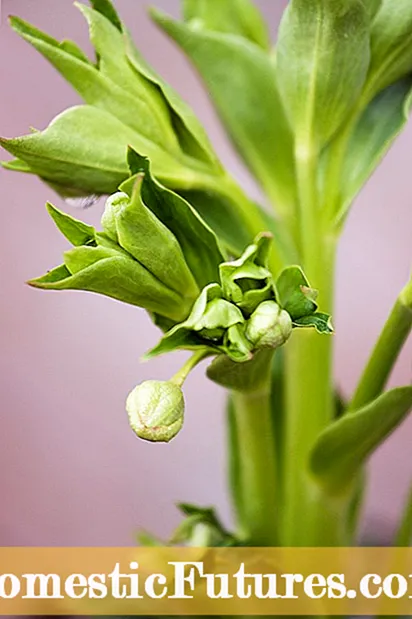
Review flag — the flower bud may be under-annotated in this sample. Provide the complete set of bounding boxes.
[246,301,292,349]
[101,192,129,242]
[126,380,184,443]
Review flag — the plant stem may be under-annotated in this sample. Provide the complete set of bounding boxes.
[231,385,278,546]
[171,349,211,387]
[395,485,412,546]
[349,279,412,411]
[282,142,339,546]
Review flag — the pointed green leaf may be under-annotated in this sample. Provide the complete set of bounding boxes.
[336,77,412,226]
[366,0,412,99]
[310,387,412,495]
[101,182,199,301]
[29,248,189,322]
[293,312,334,334]
[1,158,32,173]
[183,0,270,50]
[1,106,131,196]
[276,0,370,149]
[76,3,179,150]
[276,265,318,320]
[125,32,221,169]
[89,0,122,32]
[9,15,168,147]
[46,202,95,247]
[125,153,224,290]
[152,9,296,215]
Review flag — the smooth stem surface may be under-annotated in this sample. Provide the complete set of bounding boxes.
[232,387,278,546]
[395,485,412,546]
[349,283,412,411]
[282,142,339,545]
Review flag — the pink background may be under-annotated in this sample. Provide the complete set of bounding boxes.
[0,0,411,545]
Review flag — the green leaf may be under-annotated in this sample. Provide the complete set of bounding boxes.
[76,3,179,150]
[366,0,412,99]
[29,246,190,322]
[124,32,221,169]
[146,283,252,361]
[178,188,253,256]
[89,0,122,32]
[125,153,224,290]
[337,76,412,225]
[152,9,296,215]
[276,265,318,320]
[206,348,273,392]
[101,181,199,300]
[9,14,171,148]
[183,0,270,50]
[1,106,131,196]
[276,0,370,149]
[137,531,163,547]
[395,486,412,546]
[172,503,236,546]
[46,202,96,247]
[310,387,412,495]
[293,312,334,334]
[367,0,382,20]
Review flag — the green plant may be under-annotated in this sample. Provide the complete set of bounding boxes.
[2,0,411,550]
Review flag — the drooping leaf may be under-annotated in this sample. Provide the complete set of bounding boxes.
[124,152,223,290]
[293,312,334,334]
[276,266,318,320]
[152,9,296,216]
[336,76,412,226]
[0,106,132,196]
[310,387,412,495]
[183,0,270,50]
[46,202,96,247]
[366,0,412,99]
[276,0,370,149]
[28,246,190,322]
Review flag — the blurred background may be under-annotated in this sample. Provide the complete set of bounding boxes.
[0,0,411,546]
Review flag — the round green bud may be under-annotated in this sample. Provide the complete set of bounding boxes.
[126,380,184,443]
[246,301,292,349]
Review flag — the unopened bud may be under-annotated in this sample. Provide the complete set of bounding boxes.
[101,192,129,242]
[246,301,292,349]
[126,380,184,443]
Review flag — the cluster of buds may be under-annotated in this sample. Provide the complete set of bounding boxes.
[26,149,332,444]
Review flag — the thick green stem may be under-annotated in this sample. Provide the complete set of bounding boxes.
[231,385,278,546]
[349,280,412,411]
[281,143,339,546]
